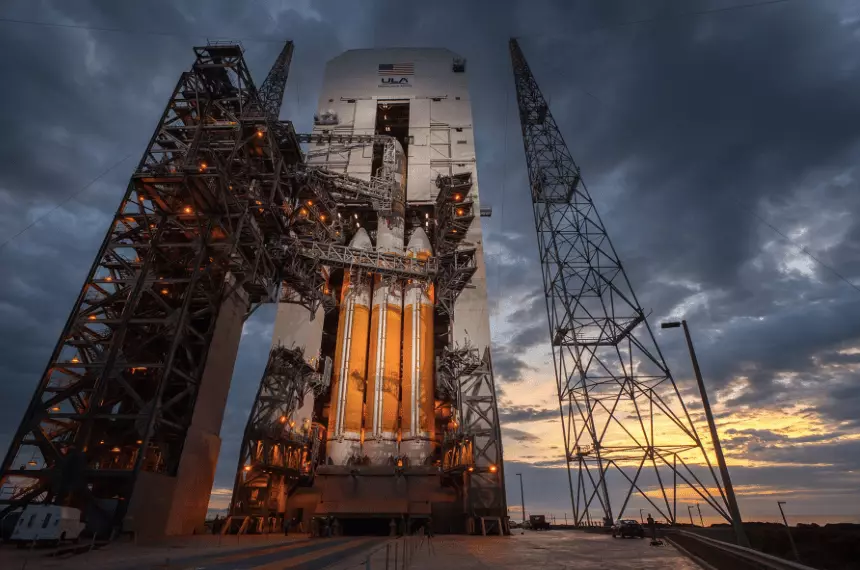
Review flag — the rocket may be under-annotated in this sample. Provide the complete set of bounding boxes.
[400,227,435,465]
[327,228,372,465]
[327,138,438,466]
[364,189,405,464]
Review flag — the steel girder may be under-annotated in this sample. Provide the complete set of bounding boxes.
[509,38,733,527]
[228,346,324,520]
[0,43,309,526]
[438,345,507,520]
[258,41,294,122]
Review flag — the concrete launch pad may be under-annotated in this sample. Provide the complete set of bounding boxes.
[0,531,701,570]
[408,531,702,570]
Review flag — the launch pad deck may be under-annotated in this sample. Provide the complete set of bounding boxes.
[0,531,700,570]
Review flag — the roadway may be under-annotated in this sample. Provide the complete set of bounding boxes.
[409,531,702,570]
[0,535,383,570]
[0,530,702,569]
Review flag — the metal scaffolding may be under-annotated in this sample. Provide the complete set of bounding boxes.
[0,41,310,528]
[258,41,294,121]
[510,38,736,527]
[0,38,508,537]
[226,346,327,533]
[438,344,507,532]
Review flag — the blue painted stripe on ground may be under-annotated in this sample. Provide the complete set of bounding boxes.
[200,538,352,570]
[125,538,313,570]
[287,540,380,570]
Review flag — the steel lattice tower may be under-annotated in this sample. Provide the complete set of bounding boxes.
[258,41,294,121]
[509,38,738,527]
[0,41,309,534]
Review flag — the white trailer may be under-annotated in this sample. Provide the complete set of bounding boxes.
[10,505,85,544]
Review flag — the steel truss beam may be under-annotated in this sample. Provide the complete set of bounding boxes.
[438,345,507,519]
[258,41,294,121]
[0,42,310,526]
[509,38,734,527]
[288,238,438,280]
[227,346,325,522]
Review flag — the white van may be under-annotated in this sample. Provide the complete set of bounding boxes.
[10,505,85,544]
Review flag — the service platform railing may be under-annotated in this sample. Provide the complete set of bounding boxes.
[360,533,432,570]
[664,529,819,570]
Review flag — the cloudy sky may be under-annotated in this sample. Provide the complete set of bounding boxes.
[1,0,859,525]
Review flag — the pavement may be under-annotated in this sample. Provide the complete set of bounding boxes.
[0,534,384,570]
[408,530,704,570]
[0,530,703,569]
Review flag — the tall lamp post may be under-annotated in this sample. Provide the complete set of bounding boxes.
[687,505,695,526]
[696,503,705,527]
[778,501,801,562]
[639,509,645,524]
[516,473,526,525]
[661,320,750,547]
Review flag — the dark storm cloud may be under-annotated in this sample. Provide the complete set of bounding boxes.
[503,427,541,443]
[492,349,533,383]
[1,0,859,517]
[499,404,558,424]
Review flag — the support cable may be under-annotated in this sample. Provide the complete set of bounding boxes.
[0,153,132,253]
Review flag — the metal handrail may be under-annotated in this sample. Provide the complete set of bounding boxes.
[668,530,817,570]
[361,533,428,570]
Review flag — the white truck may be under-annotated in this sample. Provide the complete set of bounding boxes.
[10,505,85,545]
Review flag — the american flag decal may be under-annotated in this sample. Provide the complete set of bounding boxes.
[378,63,414,76]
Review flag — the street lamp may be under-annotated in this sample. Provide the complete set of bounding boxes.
[516,473,526,525]
[687,505,695,526]
[696,503,705,527]
[661,319,750,547]
[777,501,801,562]
[639,508,645,524]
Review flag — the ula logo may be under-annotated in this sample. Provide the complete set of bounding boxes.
[381,77,409,84]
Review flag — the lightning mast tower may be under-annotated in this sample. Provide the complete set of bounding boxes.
[509,38,743,530]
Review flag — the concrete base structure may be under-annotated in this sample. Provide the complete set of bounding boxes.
[285,465,465,535]
[126,282,248,539]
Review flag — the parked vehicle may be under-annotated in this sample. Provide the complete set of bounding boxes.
[10,505,85,545]
[611,519,645,538]
[529,514,551,530]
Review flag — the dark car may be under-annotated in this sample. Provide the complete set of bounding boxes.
[612,519,645,538]
[529,514,551,530]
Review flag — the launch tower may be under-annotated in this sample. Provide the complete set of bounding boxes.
[226,48,507,535]
[0,42,506,538]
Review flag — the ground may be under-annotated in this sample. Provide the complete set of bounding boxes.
[410,531,702,570]
[0,530,703,569]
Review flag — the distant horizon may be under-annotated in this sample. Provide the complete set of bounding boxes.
[204,505,859,527]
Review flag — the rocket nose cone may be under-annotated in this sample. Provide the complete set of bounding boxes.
[349,227,373,251]
[406,227,432,255]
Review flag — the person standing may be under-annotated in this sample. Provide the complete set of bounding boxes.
[647,513,656,541]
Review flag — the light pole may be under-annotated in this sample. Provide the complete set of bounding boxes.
[639,509,645,524]
[777,501,800,562]
[516,473,526,525]
[696,503,704,527]
[661,320,750,547]
[687,505,695,526]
